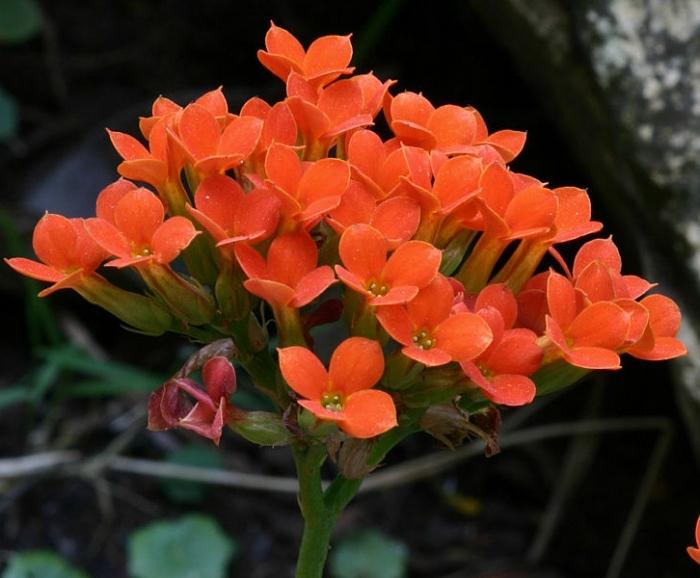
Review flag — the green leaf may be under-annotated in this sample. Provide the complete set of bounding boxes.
[533,361,590,397]
[0,86,18,141]
[160,445,224,504]
[0,387,30,409]
[0,0,42,44]
[330,530,408,578]
[2,550,91,578]
[128,515,237,578]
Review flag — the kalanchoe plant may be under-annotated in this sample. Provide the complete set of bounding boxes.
[6,22,687,578]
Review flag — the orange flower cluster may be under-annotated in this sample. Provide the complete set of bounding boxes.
[6,23,686,443]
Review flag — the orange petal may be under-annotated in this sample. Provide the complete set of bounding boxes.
[338,224,388,282]
[479,162,515,216]
[219,115,263,157]
[484,328,542,376]
[290,266,336,308]
[265,142,303,194]
[267,231,318,286]
[258,49,300,83]
[485,130,527,162]
[317,78,364,128]
[552,187,602,243]
[195,87,228,117]
[339,389,397,438]
[244,278,295,307]
[370,286,419,306]
[194,175,244,233]
[407,274,453,331]
[335,265,370,297]
[375,305,413,346]
[566,346,621,370]
[568,302,627,350]
[329,337,384,395]
[630,336,686,360]
[265,22,305,63]
[234,243,268,279]
[117,159,167,189]
[432,155,482,213]
[303,35,353,85]
[285,96,330,144]
[262,101,298,147]
[347,129,386,184]
[575,261,615,303]
[516,288,547,334]
[573,237,621,278]
[241,96,271,119]
[505,186,557,237]
[5,257,63,283]
[178,103,220,160]
[113,188,164,247]
[642,294,682,337]
[151,217,199,264]
[235,188,281,242]
[371,196,421,246]
[546,272,577,330]
[107,129,149,161]
[278,345,328,400]
[472,369,536,406]
[95,179,137,223]
[84,217,131,260]
[297,158,350,206]
[32,213,78,271]
[328,180,376,231]
[475,283,517,329]
[433,312,493,362]
[427,105,477,151]
[403,345,452,366]
[382,240,441,289]
[390,92,434,127]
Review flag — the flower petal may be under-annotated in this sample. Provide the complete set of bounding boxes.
[113,188,164,247]
[151,217,199,264]
[382,240,441,289]
[290,266,336,308]
[278,346,329,399]
[338,224,388,283]
[339,389,397,438]
[329,337,384,395]
[202,356,237,400]
[433,312,493,362]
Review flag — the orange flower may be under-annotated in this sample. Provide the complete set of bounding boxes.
[335,224,442,306]
[235,231,335,309]
[278,337,396,438]
[688,515,700,566]
[186,174,280,249]
[257,22,354,89]
[347,130,431,199]
[459,284,542,406]
[5,212,106,296]
[386,91,526,162]
[626,294,687,361]
[285,75,374,159]
[239,97,298,173]
[544,271,628,369]
[169,102,263,178]
[85,186,199,268]
[262,142,350,229]
[327,180,421,248]
[376,275,493,366]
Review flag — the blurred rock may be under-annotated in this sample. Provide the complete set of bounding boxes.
[470,0,700,460]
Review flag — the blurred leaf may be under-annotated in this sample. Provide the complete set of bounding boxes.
[128,514,237,578]
[2,550,91,578]
[330,530,408,578]
[41,346,162,398]
[0,0,43,44]
[160,444,224,504]
[0,387,30,409]
[0,86,18,141]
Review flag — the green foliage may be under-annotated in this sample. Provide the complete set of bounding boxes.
[2,550,91,578]
[330,530,408,578]
[127,515,237,578]
[0,0,42,44]
[160,444,224,504]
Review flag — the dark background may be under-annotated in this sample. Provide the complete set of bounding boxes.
[1,1,698,577]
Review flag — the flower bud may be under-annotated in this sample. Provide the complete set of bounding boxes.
[229,411,291,446]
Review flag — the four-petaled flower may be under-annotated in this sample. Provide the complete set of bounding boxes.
[278,337,396,438]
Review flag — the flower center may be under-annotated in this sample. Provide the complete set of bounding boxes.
[412,329,436,350]
[321,391,344,412]
[367,280,389,296]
